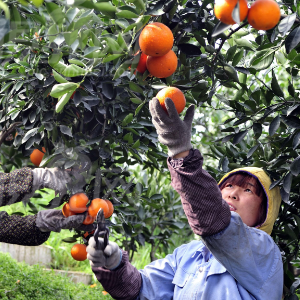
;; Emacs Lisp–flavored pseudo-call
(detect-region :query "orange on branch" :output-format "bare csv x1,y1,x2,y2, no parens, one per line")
105,200,114,218
248,0,281,30
156,87,186,114
62,203,76,217
82,214,95,225
214,0,248,25
30,147,46,167
136,52,148,74
69,193,89,213
88,198,109,218
71,244,87,261
139,22,174,57
146,50,178,78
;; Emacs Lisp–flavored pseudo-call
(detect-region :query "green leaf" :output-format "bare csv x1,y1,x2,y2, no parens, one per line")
55,91,74,113
62,64,86,77
284,224,297,241
105,37,124,54
68,59,86,67
102,54,124,63
269,115,280,136
232,130,248,145
224,65,239,82
285,27,300,54
45,2,64,25
31,0,44,7
130,97,143,104
232,49,244,66
94,2,116,18
271,70,284,98
129,82,144,94
283,172,292,194
50,83,78,98
250,50,274,70
52,70,68,83
234,38,254,50
135,102,145,115
247,144,259,158
226,45,237,61
47,24,58,43
117,33,128,51
113,60,132,80
116,10,139,18
122,113,133,126
63,30,78,46
290,155,300,176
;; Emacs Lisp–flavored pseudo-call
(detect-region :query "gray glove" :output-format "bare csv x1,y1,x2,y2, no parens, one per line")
32,167,78,196
36,209,96,232
149,97,195,157
87,237,121,270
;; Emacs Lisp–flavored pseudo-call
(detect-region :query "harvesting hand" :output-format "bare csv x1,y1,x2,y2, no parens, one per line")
32,167,85,196
149,97,195,157
87,237,121,270
36,210,95,232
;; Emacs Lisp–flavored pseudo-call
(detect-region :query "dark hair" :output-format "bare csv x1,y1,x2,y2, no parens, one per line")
219,172,267,226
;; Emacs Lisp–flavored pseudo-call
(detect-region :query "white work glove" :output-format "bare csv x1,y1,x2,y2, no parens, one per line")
87,237,122,270
36,210,96,232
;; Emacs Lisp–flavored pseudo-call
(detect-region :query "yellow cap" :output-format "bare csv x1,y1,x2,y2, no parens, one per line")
218,167,281,235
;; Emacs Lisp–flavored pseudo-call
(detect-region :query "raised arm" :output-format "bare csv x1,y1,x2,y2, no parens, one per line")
167,149,231,236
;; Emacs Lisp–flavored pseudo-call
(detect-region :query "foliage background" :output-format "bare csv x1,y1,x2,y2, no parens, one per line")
0,0,300,298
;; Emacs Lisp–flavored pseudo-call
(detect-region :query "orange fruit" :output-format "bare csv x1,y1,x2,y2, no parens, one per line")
62,203,76,217
88,198,109,218
82,214,95,225
69,193,89,213
105,200,114,218
214,0,248,25
83,230,95,238
136,52,148,74
156,87,186,114
30,147,46,167
71,244,87,261
146,50,178,78
248,0,281,30
139,22,174,57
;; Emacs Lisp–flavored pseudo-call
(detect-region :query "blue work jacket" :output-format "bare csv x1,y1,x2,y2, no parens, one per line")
138,213,283,300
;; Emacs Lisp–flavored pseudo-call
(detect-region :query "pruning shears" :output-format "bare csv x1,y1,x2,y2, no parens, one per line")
94,208,109,250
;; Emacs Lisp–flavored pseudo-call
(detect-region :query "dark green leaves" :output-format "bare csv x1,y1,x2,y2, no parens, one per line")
290,156,300,176
285,27,300,54
46,3,64,25
278,13,296,36
271,70,284,98
250,50,274,70
232,130,248,144
269,116,280,136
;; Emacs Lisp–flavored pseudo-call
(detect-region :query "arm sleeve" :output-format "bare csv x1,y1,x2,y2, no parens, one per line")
92,246,186,300
203,213,283,299
0,211,50,246
92,250,142,300
167,148,231,236
0,167,33,206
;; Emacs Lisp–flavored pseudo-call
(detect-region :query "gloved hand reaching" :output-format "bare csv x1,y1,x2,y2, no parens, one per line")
31,167,86,196
149,97,195,157
36,209,95,232
87,237,122,270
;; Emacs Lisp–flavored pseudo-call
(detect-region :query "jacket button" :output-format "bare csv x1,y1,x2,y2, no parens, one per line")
199,267,203,272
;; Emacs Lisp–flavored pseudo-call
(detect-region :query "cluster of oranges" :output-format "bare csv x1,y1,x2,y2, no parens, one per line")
62,193,114,261
214,0,281,31
134,22,178,79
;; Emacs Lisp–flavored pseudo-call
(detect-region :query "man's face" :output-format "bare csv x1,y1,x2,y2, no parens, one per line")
221,177,263,227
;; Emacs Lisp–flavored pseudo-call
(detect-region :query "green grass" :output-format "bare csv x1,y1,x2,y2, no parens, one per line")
0,252,113,300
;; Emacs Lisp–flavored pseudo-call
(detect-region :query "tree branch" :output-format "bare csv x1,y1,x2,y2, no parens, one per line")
0,122,22,147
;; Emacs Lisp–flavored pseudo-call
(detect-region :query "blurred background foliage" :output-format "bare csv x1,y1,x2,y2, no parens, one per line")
0,0,300,298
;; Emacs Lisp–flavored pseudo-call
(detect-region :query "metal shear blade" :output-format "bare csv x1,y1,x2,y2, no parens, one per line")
94,208,109,250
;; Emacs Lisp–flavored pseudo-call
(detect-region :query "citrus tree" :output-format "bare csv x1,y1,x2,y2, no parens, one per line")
1,0,300,297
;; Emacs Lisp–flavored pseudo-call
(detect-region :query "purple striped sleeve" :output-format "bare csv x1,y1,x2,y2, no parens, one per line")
167,148,231,236
92,250,141,300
